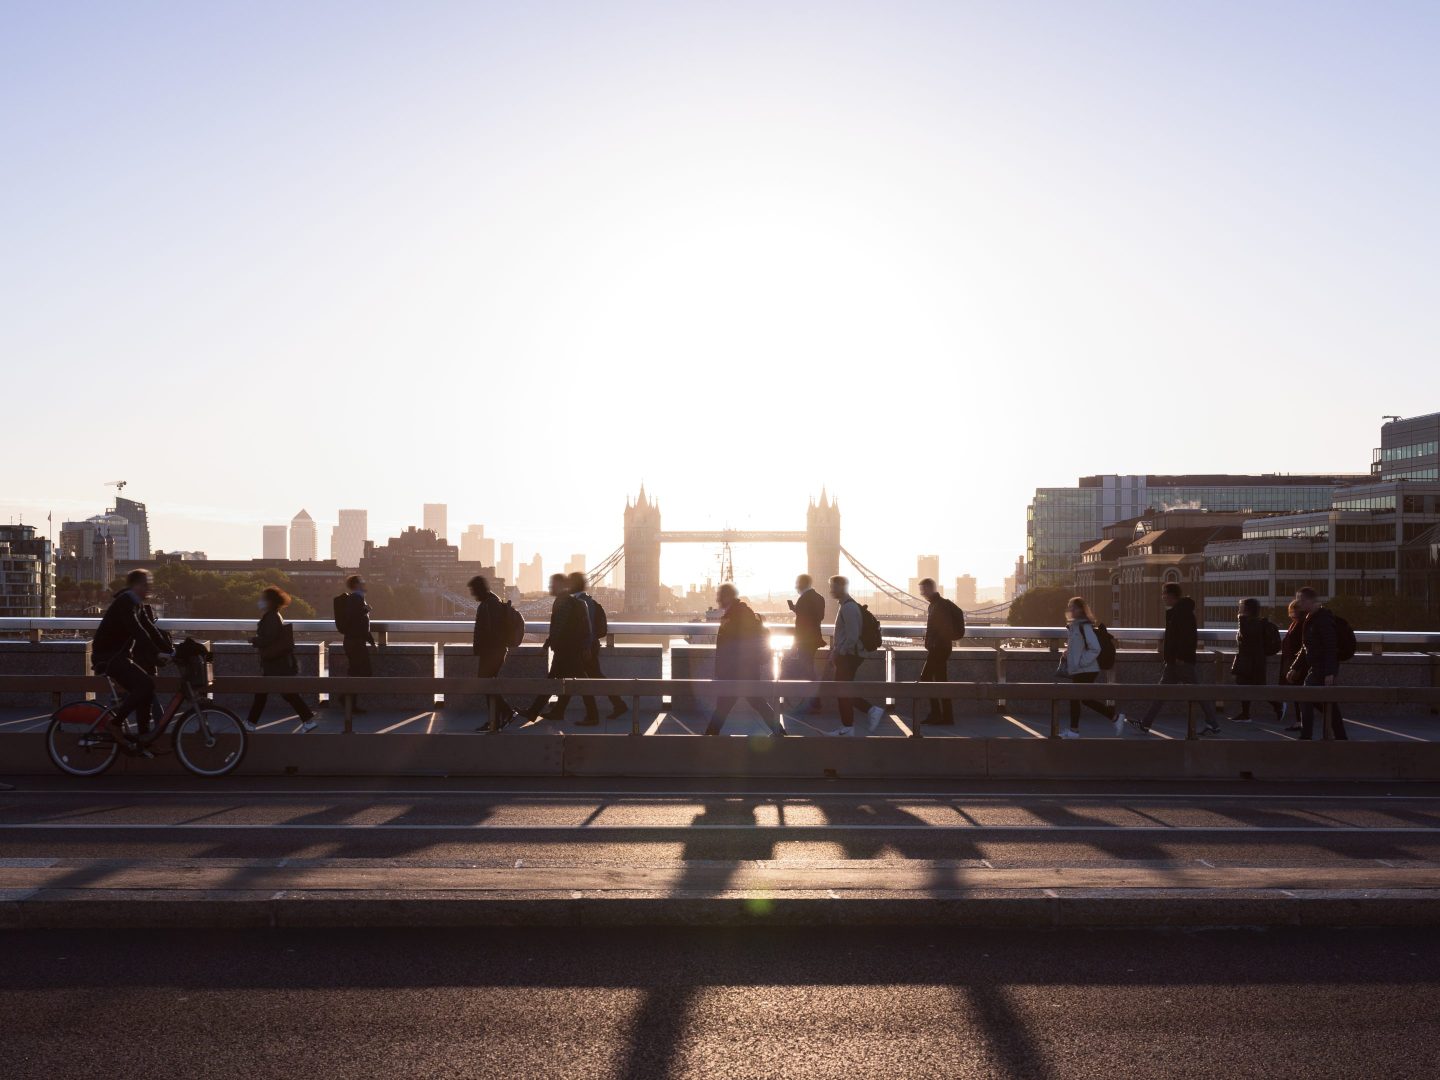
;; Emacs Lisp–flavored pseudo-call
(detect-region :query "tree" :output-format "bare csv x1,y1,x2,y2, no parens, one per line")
1006,586,1075,628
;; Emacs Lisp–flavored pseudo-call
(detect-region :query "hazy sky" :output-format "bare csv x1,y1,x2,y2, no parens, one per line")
3,1,1438,592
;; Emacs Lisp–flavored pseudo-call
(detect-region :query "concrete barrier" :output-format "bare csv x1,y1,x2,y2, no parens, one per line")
441,645,550,716
209,642,322,718
327,643,437,710
0,642,91,707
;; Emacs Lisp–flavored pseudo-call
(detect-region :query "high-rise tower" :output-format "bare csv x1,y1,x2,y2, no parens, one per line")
623,485,662,615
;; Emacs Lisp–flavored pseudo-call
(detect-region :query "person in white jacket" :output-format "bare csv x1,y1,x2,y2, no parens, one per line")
1059,597,1127,739
828,576,888,736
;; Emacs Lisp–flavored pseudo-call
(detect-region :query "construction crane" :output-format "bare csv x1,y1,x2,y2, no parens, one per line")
105,480,128,494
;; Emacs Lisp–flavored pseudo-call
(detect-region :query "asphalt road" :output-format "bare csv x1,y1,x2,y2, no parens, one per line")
4,925,1440,1079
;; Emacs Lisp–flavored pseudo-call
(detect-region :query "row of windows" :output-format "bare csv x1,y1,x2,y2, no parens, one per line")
1244,523,1330,539
1389,467,1440,480
1334,523,1396,542
1335,551,1396,570
1334,494,1396,511
1205,552,1270,572
1380,440,1438,462
1205,579,1325,599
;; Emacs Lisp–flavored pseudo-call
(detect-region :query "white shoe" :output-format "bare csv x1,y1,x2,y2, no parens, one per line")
1059,729,1080,740
828,726,852,737
866,705,886,732
1113,713,1128,736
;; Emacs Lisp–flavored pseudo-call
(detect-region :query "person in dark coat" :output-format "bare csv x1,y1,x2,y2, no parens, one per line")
244,586,317,731
523,574,597,725
704,583,784,737
1292,587,1348,740
783,574,826,714
92,569,173,736
1228,598,1283,723
335,574,375,714
1278,599,1306,731
469,575,518,730
917,577,960,726
1125,582,1219,736
565,572,628,720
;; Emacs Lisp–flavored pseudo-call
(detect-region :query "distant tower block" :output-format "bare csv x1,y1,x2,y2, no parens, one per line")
806,488,841,590
623,485,662,614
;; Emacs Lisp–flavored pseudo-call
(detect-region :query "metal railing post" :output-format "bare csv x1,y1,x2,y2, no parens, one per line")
1186,701,1196,741
343,693,355,735
994,646,1006,713
1323,701,1334,741
487,692,499,733
912,695,922,739
631,696,641,736
1050,699,1060,739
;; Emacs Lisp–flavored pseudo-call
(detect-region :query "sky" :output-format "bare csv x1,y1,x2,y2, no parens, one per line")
3,0,1438,594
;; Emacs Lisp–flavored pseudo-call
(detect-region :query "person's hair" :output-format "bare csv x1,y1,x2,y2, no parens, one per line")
262,586,291,610
345,574,363,590
1287,598,1301,618
1240,598,1260,617
1297,586,1319,601
124,569,151,587
829,575,848,590
717,581,737,598
1161,582,1183,598
918,577,936,591
550,573,567,585
1067,596,1095,622
569,572,588,591
796,574,812,589
467,575,489,593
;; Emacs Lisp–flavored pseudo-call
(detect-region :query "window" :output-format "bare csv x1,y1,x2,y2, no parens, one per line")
1205,551,1271,572
1336,523,1395,543
1381,440,1438,463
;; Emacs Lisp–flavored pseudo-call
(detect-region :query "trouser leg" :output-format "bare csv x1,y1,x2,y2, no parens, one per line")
748,697,783,735
706,696,737,735
835,654,871,727
104,655,155,734
282,693,315,721
1140,664,1177,726
920,648,953,722
245,693,268,726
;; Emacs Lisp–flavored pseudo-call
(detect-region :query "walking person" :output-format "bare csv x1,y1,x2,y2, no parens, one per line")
244,586,317,732
333,574,375,715
783,574,826,714
916,578,964,726
91,569,174,737
1291,587,1349,740
704,583,784,737
468,575,519,731
568,572,629,721
827,575,887,736
1278,599,1306,731
1123,582,1220,737
1059,596,1127,738
523,574,597,725
1228,598,1283,723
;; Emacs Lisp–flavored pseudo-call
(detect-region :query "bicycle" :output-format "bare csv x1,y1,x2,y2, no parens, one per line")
46,640,247,778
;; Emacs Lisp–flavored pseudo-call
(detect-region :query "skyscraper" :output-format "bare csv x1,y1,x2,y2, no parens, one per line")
517,553,543,593
565,553,586,575
460,524,496,567
289,510,318,562
262,525,288,561
499,542,515,583
112,496,151,561
332,509,367,568
954,574,978,609
423,503,447,541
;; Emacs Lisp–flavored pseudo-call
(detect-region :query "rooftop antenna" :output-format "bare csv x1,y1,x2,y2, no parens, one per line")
1382,415,1401,424
105,480,128,494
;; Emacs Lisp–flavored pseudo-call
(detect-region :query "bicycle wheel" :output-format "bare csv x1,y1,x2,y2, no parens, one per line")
172,702,247,777
47,701,120,777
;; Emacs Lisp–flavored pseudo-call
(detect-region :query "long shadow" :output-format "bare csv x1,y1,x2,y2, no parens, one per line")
960,982,1056,1080
616,981,698,1080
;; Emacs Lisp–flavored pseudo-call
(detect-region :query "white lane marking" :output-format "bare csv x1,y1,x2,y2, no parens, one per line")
5,788,1440,801
375,713,435,735
642,712,669,736
1345,720,1430,743
1000,714,1046,739
2,822,1439,833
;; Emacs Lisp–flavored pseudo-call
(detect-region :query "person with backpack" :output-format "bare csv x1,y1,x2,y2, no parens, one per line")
916,577,965,726
92,568,174,737
1291,586,1351,740
245,586,317,732
782,573,827,714
1278,599,1307,731
704,582,784,737
333,574,374,715
522,573,597,726
1228,598,1283,723
827,575,887,736
1058,597,1128,738
467,574,520,731
552,572,628,723
1123,582,1220,737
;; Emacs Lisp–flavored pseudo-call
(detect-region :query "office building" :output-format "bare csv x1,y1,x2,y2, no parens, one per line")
423,503,447,542
517,553,544,594
1027,473,1363,589
332,509,367,568
262,525,288,561
289,509,318,562
565,553,586,575
112,495,151,561
954,575,978,610
1373,412,1440,481
460,524,496,568
0,524,55,616
499,542,515,584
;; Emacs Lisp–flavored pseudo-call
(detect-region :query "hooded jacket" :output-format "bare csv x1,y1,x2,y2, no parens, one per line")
1160,596,1200,664
715,600,772,680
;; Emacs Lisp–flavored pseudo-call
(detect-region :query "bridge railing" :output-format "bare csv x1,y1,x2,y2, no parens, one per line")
4,674,1437,742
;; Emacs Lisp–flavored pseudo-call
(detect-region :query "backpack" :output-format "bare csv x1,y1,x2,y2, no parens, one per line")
1335,615,1357,663
1262,619,1282,657
590,599,609,639
501,600,526,648
332,594,350,635
858,603,883,652
1093,622,1118,671
943,598,966,641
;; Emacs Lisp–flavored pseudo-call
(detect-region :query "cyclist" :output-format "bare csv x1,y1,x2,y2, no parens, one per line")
92,569,173,737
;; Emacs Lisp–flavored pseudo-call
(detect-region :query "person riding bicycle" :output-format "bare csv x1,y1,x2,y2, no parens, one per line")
92,569,173,737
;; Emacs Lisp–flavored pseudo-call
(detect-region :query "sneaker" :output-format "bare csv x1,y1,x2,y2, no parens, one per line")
298,716,318,733
1059,729,1080,740
828,725,853,737
1113,713,1128,736
1123,715,1151,734
866,705,887,732
1226,714,1253,724
1201,724,1222,738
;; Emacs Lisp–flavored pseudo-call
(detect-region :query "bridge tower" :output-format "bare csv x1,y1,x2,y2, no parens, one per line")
623,485,662,615
806,489,841,603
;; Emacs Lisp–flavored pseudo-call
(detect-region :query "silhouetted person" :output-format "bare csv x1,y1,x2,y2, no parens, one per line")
1292,586,1349,740
91,569,173,737
1058,595,1127,738
704,583,784,737
828,575,886,736
1125,582,1219,737
469,574,518,731
334,574,374,714
245,586,317,732
916,577,963,726
524,573,597,725
547,570,627,722
784,573,826,714
1229,597,1283,723
1278,599,1306,731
